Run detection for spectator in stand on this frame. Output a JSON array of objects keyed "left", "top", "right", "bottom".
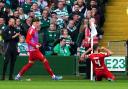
[
  {"left": 53, "top": 37, "right": 71, "bottom": 56},
  {"left": 60, "top": 0, "right": 72, "bottom": 14},
  {"left": 67, "top": 20, "right": 79, "bottom": 55},
  {"left": 0, "top": 1, "right": 5, "bottom": 15},
  {"left": 75, "top": 0, "right": 87, "bottom": 14},
  {"left": 91, "top": 6, "right": 100, "bottom": 27},
  {"left": 85, "top": 10, "right": 92, "bottom": 19},
  {"left": 44, "top": 6, "right": 51, "bottom": 14},
  {"left": 72, "top": 4, "right": 80, "bottom": 13},
  {"left": 21, "top": 16, "right": 32, "bottom": 37},
  {"left": 37, "top": 0, "right": 48, "bottom": 10},
  {"left": 67, "top": 20, "right": 78, "bottom": 43},
  {"left": 88, "top": 0, "right": 105, "bottom": 27},
  {"left": 77, "top": 40, "right": 86, "bottom": 57},
  {"left": 72, "top": 13, "right": 82, "bottom": 32},
  {"left": 18, "top": 7, "right": 28, "bottom": 23},
  {"left": 17, "top": 35, "right": 29, "bottom": 56},
  {"left": 87, "top": 0, "right": 97, "bottom": 10},
  {"left": 1, "top": 6, "right": 13, "bottom": 24},
  {"left": 28, "top": 10, "right": 35, "bottom": 18},
  {"left": 11, "top": 10, "right": 20, "bottom": 19},
  {"left": 15, "top": 18, "right": 26, "bottom": 37},
  {"left": 54, "top": 1, "right": 69, "bottom": 21},
  {"left": 76, "top": 18, "right": 88, "bottom": 48},
  {"left": 31, "top": 2, "right": 41, "bottom": 19},
  {"left": 50, "top": 11, "right": 65, "bottom": 30},
  {"left": 79, "top": 18, "right": 90, "bottom": 48},
  {"left": 44, "top": 23, "right": 60, "bottom": 55},
  {"left": 69, "top": 4, "right": 84, "bottom": 19},
  {"left": 50, "top": 0, "right": 58, "bottom": 9},
  {"left": 40, "top": 9, "right": 50, "bottom": 33},
  {"left": 78, "top": 18, "right": 99, "bottom": 50},
  {"left": 21, "top": 0, "right": 32, "bottom": 14},
  {"left": 91, "top": 7, "right": 104, "bottom": 39},
  {"left": 60, "top": 28, "right": 73, "bottom": 47},
  {"left": 39, "top": 9, "right": 50, "bottom": 54}
]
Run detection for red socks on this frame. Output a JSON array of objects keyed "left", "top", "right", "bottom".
[
  {"left": 18, "top": 60, "right": 54, "bottom": 78},
  {"left": 43, "top": 60, "right": 54, "bottom": 77}
]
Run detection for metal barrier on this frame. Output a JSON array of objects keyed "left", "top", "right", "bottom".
[{"left": 108, "top": 40, "right": 127, "bottom": 56}]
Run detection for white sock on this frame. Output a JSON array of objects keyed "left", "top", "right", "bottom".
[
  {"left": 52, "top": 75, "right": 55, "bottom": 78},
  {"left": 16, "top": 74, "right": 21, "bottom": 78}
]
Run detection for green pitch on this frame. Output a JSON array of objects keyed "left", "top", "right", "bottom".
[{"left": 0, "top": 76, "right": 127, "bottom": 89}]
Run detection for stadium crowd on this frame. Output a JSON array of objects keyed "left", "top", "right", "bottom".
[
  {"left": 0, "top": 0, "right": 109, "bottom": 80},
  {"left": 0, "top": 0, "right": 108, "bottom": 56}
]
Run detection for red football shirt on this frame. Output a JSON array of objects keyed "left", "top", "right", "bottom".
[
  {"left": 26, "top": 25, "right": 39, "bottom": 52},
  {"left": 88, "top": 53, "right": 110, "bottom": 71}
]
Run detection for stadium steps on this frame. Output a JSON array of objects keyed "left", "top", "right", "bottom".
[{"left": 100, "top": 0, "right": 128, "bottom": 56}]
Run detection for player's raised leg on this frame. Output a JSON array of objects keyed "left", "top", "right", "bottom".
[
  {"left": 15, "top": 55, "right": 34, "bottom": 80},
  {"left": 37, "top": 50, "right": 62, "bottom": 80}
]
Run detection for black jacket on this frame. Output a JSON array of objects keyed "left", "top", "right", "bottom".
[{"left": 2, "top": 26, "right": 19, "bottom": 51}]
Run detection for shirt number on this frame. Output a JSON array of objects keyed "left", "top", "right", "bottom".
[{"left": 95, "top": 59, "right": 101, "bottom": 67}]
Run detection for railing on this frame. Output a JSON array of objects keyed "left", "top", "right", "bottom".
[{"left": 108, "top": 40, "right": 128, "bottom": 56}]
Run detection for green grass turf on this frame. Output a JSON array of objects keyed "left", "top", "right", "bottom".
[{"left": 0, "top": 76, "right": 128, "bottom": 89}]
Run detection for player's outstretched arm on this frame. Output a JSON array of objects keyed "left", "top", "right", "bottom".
[{"left": 80, "top": 48, "right": 92, "bottom": 60}]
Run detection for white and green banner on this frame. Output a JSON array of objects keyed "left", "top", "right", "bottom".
[{"left": 105, "top": 56, "right": 126, "bottom": 71}]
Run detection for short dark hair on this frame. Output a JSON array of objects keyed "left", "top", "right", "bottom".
[
  {"left": 59, "top": 37, "right": 66, "bottom": 42},
  {"left": 93, "top": 44, "right": 99, "bottom": 51},
  {"left": 51, "top": 12, "right": 57, "bottom": 15},
  {"left": 32, "top": 17, "right": 40, "bottom": 23}
]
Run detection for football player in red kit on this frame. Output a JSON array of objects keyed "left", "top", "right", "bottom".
[
  {"left": 15, "top": 17, "right": 62, "bottom": 80},
  {"left": 80, "top": 45, "right": 115, "bottom": 81}
]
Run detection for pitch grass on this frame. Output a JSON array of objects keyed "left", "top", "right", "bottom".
[{"left": 0, "top": 76, "right": 128, "bottom": 89}]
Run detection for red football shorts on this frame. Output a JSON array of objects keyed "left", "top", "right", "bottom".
[{"left": 28, "top": 49, "right": 45, "bottom": 61}]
